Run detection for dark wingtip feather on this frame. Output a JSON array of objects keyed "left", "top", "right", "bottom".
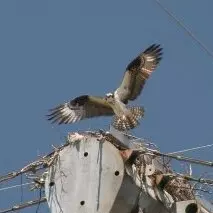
[
  {"left": 46, "top": 104, "right": 65, "bottom": 123},
  {"left": 143, "top": 44, "right": 163, "bottom": 65},
  {"left": 144, "top": 44, "right": 163, "bottom": 55},
  {"left": 46, "top": 102, "right": 79, "bottom": 125},
  {"left": 48, "top": 104, "right": 65, "bottom": 112}
]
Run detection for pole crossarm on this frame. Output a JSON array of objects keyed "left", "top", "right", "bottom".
[{"left": 0, "top": 197, "right": 46, "bottom": 213}]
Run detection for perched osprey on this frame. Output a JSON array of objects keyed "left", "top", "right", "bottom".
[{"left": 47, "top": 44, "right": 163, "bottom": 131}]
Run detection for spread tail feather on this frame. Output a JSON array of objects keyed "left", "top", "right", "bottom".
[{"left": 112, "top": 106, "right": 145, "bottom": 131}]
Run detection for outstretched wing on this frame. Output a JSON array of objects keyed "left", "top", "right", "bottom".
[
  {"left": 47, "top": 95, "right": 114, "bottom": 124},
  {"left": 115, "top": 44, "right": 163, "bottom": 103}
]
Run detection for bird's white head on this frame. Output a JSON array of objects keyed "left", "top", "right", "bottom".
[
  {"left": 106, "top": 92, "right": 113, "bottom": 97},
  {"left": 105, "top": 92, "right": 114, "bottom": 103}
]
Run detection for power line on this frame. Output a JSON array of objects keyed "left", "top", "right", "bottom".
[
  {"left": 169, "top": 143, "right": 213, "bottom": 154},
  {"left": 20, "top": 175, "right": 24, "bottom": 210},
  {"left": 154, "top": 0, "right": 213, "bottom": 60},
  {"left": 0, "top": 182, "right": 33, "bottom": 192}
]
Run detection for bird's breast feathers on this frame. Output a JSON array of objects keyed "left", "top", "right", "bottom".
[{"left": 110, "top": 100, "right": 127, "bottom": 116}]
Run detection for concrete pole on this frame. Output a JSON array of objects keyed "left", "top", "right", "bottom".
[{"left": 45, "top": 130, "right": 213, "bottom": 213}]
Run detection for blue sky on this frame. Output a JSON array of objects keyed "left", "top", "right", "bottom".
[{"left": 0, "top": 0, "right": 213, "bottom": 212}]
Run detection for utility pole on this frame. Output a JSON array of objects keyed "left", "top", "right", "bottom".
[
  {"left": 0, "top": 127, "right": 212, "bottom": 213},
  {"left": 44, "top": 126, "right": 213, "bottom": 213}
]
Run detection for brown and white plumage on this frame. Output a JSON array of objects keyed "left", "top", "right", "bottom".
[
  {"left": 47, "top": 95, "right": 113, "bottom": 124},
  {"left": 47, "top": 44, "right": 163, "bottom": 131},
  {"left": 112, "top": 106, "right": 145, "bottom": 131},
  {"left": 115, "top": 44, "right": 162, "bottom": 104}
]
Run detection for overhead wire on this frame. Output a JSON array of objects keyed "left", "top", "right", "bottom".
[
  {"left": 169, "top": 143, "right": 213, "bottom": 155},
  {"left": 20, "top": 174, "right": 24, "bottom": 205},
  {"left": 35, "top": 189, "right": 43, "bottom": 213},
  {"left": 154, "top": 0, "right": 213, "bottom": 60},
  {"left": 0, "top": 182, "right": 33, "bottom": 192}
]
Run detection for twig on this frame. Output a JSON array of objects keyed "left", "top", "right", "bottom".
[
  {"left": 164, "top": 173, "right": 213, "bottom": 185},
  {"left": 152, "top": 151, "right": 213, "bottom": 167},
  {"left": 134, "top": 148, "right": 213, "bottom": 168},
  {"left": 0, "top": 143, "right": 69, "bottom": 184}
]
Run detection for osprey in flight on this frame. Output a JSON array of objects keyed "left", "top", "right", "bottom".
[{"left": 47, "top": 44, "right": 163, "bottom": 131}]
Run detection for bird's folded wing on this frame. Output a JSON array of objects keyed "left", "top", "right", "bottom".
[
  {"left": 47, "top": 95, "right": 113, "bottom": 124},
  {"left": 115, "top": 44, "right": 163, "bottom": 103}
]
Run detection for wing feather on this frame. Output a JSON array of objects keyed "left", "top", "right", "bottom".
[
  {"left": 115, "top": 44, "right": 163, "bottom": 103},
  {"left": 47, "top": 95, "right": 114, "bottom": 125}
]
